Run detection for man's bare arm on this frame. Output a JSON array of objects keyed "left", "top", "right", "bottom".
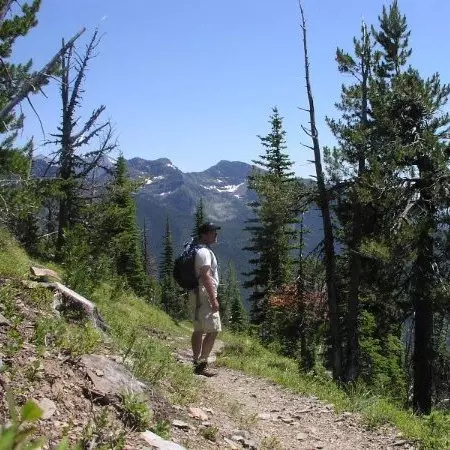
[{"left": 199, "top": 266, "right": 219, "bottom": 312}]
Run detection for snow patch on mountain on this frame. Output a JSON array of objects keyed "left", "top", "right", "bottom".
[
  {"left": 201, "top": 182, "right": 245, "bottom": 193},
  {"left": 145, "top": 175, "right": 165, "bottom": 185},
  {"left": 216, "top": 183, "right": 244, "bottom": 193}
]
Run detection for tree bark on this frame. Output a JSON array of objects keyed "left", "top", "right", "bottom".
[
  {"left": 412, "top": 158, "right": 434, "bottom": 414},
  {"left": 299, "top": 1, "right": 342, "bottom": 380}
]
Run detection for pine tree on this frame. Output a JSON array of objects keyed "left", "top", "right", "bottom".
[
  {"left": 0, "top": 1, "right": 40, "bottom": 150},
  {"left": 142, "top": 217, "right": 158, "bottom": 278},
  {"left": 325, "top": 21, "right": 377, "bottom": 382},
  {"left": 371, "top": 0, "right": 411, "bottom": 77},
  {"left": 244, "top": 107, "right": 299, "bottom": 328},
  {"left": 359, "top": 2, "right": 450, "bottom": 412},
  {"left": 100, "top": 155, "right": 153, "bottom": 298},
  {"left": 0, "top": 1, "right": 40, "bottom": 235},
  {"left": 193, "top": 198, "right": 205, "bottom": 238},
  {"left": 160, "top": 216, "right": 183, "bottom": 318},
  {"left": 160, "top": 217, "right": 174, "bottom": 280},
  {"left": 227, "top": 262, "right": 248, "bottom": 332},
  {"left": 217, "top": 266, "right": 228, "bottom": 325}
]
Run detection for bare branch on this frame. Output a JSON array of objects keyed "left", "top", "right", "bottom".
[
  {"left": 301, "top": 124, "right": 312, "bottom": 137},
  {"left": 73, "top": 120, "right": 108, "bottom": 148},
  {"left": 0, "top": 27, "right": 86, "bottom": 122},
  {"left": 300, "top": 142, "right": 314, "bottom": 151},
  {"left": 71, "top": 105, "right": 106, "bottom": 144},
  {"left": 67, "top": 30, "right": 100, "bottom": 123},
  {"left": 26, "top": 95, "right": 45, "bottom": 137}
]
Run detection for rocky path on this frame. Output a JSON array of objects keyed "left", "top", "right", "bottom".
[{"left": 170, "top": 342, "right": 415, "bottom": 450}]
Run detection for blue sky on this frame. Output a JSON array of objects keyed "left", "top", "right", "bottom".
[{"left": 13, "top": 0, "right": 449, "bottom": 178}]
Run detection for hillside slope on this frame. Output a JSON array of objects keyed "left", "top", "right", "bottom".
[{"left": 1, "top": 232, "right": 440, "bottom": 449}]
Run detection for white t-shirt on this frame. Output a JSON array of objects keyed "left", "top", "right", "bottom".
[{"left": 195, "top": 246, "right": 219, "bottom": 289}]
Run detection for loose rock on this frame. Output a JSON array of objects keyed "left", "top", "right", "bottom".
[
  {"left": 172, "top": 420, "right": 190, "bottom": 430},
  {"left": 33, "top": 397, "right": 57, "bottom": 420},
  {"left": 141, "top": 430, "right": 186, "bottom": 449},
  {"left": 0, "top": 313, "right": 10, "bottom": 326},
  {"left": 188, "top": 406, "right": 209, "bottom": 421}
]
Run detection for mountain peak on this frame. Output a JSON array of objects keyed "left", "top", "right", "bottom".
[
  {"left": 127, "top": 157, "right": 180, "bottom": 175},
  {"left": 201, "top": 160, "right": 253, "bottom": 180}
]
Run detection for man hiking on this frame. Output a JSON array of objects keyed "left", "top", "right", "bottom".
[{"left": 190, "top": 222, "right": 222, "bottom": 376}]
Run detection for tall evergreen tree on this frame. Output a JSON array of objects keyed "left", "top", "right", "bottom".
[
  {"left": 373, "top": 71, "right": 450, "bottom": 413},
  {"left": 100, "top": 155, "right": 153, "bottom": 298},
  {"left": 160, "top": 216, "right": 174, "bottom": 280},
  {"left": 226, "top": 262, "right": 248, "bottom": 332},
  {"left": 244, "top": 108, "right": 299, "bottom": 328},
  {"left": 328, "top": 1, "right": 450, "bottom": 412},
  {"left": 0, "top": 1, "right": 40, "bottom": 235},
  {"left": 371, "top": 0, "right": 411, "bottom": 77},
  {"left": 160, "top": 216, "right": 184, "bottom": 319},
  {"left": 326, "top": 21, "right": 376, "bottom": 382},
  {"left": 193, "top": 198, "right": 205, "bottom": 238},
  {"left": 142, "top": 217, "right": 158, "bottom": 278}
]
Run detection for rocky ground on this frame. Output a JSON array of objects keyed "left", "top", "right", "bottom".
[
  {"left": 168, "top": 346, "right": 416, "bottom": 450},
  {"left": 0, "top": 278, "right": 416, "bottom": 449}
]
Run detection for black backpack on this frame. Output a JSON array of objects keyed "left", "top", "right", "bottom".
[{"left": 173, "top": 241, "right": 201, "bottom": 290}]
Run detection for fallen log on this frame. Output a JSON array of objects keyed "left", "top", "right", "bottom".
[
  {"left": 49, "top": 282, "right": 108, "bottom": 331},
  {"left": 30, "top": 266, "right": 62, "bottom": 282}
]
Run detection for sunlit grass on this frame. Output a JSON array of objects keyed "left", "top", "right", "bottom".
[
  {"left": 0, "top": 228, "right": 30, "bottom": 278},
  {"left": 91, "top": 283, "right": 198, "bottom": 404}
]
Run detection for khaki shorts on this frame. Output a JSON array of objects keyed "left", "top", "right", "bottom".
[{"left": 189, "top": 286, "right": 222, "bottom": 333}]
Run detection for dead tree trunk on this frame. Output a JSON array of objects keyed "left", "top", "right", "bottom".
[
  {"left": 49, "top": 30, "right": 116, "bottom": 258},
  {"left": 298, "top": 1, "right": 342, "bottom": 380}
]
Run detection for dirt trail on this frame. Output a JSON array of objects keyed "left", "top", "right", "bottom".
[{"left": 173, "top": 341, "right": 415, "bottom": 450}]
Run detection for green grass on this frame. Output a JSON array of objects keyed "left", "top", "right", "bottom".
[
  {"left": 0, "top": 228, "right": 30, "bottom": 278},
  {"left": 217, "top": 331, "right": 449, "bottom": 450},
  {"left": 119, "top": 392, "right": 151, "bottom": 431},
  {"left": 0, "top": 232, "right": 198, "bottom": 405},
  {"left": 2, "top": 230, "right": 447, "bottom": 449},
  {"left": 91, "top": 283, "right": 198, "bottom": 404}
]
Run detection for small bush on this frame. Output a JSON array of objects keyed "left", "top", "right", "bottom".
[
  {"left": 119, "top": 392, "right": 151, "bottom": 431},
  {"left": 201, "top": 426, "right": 218, "bottom": 442},
  {"left": 260, "top": 435, "right": 283, "bottom": 450},
  {"left": 150, "top": 419, "right": 171, "bottom": 440},
  {"left": 80, "top": 409, "right": 127, "bottom": 449},
  {"left": 59, "top": 323, "right": 103, "bottom": 357},
  {"left": 423, "top": 411, "right": 450, "bottom": 450},
  {"left": 33, "top": 318, "right": 102, "bottom": 357}
]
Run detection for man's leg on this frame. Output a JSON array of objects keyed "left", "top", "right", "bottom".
[
  {"left": 199, "top": 332, "right": 218, "bottom": 361},
  {"left": 191, "top": 330, "right": 203, "bottom": 362}
]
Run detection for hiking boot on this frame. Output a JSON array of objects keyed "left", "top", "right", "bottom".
[{"left": 193, "top": 360, "right": 218, "bottom": 377}]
